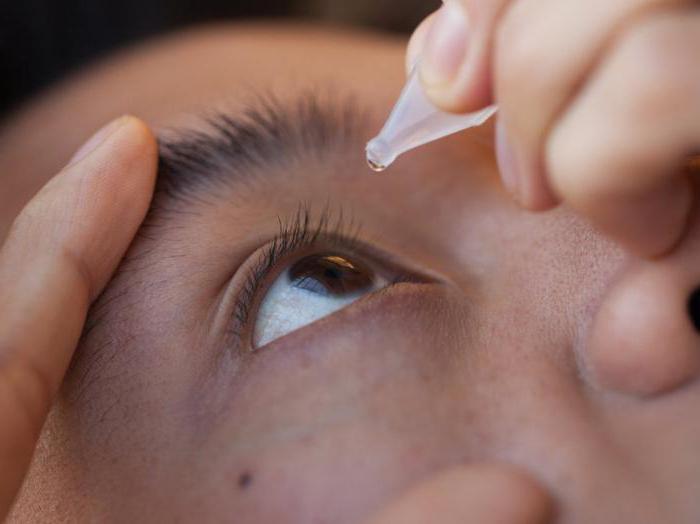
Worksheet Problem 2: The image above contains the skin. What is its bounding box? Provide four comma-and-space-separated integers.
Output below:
413, 0, 700, 257
0, 117, 157, 514
0, 22, 699, 523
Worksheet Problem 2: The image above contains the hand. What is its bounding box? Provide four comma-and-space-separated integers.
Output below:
362, 464, 552, 524
409, 0, 699, 257
0, 116, 157, 518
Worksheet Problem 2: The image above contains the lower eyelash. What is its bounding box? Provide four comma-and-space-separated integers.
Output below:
230, 203, 362, 341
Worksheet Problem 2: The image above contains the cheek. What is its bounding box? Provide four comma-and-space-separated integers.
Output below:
185, 287, 470, 523
198, 418, 456, 524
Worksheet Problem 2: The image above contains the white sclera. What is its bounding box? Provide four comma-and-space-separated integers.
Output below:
253, 271, 386, 348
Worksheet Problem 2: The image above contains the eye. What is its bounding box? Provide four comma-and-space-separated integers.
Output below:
253, 252, 391, 347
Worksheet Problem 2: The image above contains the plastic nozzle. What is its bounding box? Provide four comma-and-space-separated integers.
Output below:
366, 67, 497, 172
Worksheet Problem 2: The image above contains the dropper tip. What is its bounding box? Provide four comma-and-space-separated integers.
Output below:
365, 138, 396, 173
367, 158, 386, 173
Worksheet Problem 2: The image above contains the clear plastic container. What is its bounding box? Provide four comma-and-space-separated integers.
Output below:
366, 66, 497, 172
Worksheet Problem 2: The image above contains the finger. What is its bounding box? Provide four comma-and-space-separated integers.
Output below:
0, 116, 157, 514
406, 10, 438, 74
418, 0, 511, 113
493, 0, 687, 210
362, 464, 553, 524
545, 9, 700, 257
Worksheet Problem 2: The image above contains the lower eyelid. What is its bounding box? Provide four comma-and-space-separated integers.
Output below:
253, 275, 370, 348
249, 280, 442, 354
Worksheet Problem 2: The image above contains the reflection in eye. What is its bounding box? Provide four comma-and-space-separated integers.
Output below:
253, 253, 390, 348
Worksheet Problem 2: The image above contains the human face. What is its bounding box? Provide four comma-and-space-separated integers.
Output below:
3, 25, 700, 524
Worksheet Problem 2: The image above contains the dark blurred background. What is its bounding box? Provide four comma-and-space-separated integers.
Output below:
0, 0, 437, 116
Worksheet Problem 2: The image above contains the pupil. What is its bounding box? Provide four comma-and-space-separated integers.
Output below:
289, 254, 374, 297
325, 267, 342, 280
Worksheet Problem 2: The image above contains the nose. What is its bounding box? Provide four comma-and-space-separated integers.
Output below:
586, 208, 700, 396
435, 279, 675, 522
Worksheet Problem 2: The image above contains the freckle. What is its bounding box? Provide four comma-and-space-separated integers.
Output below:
239, 471, 253, 490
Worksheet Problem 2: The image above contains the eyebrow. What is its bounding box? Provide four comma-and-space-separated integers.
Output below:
155, 91, 368, 203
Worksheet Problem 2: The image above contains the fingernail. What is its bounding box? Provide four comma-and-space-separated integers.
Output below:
421, 1, 469, 87
689, 287, 700, 333
69, 116, 127, 166
495, 118, 521, 199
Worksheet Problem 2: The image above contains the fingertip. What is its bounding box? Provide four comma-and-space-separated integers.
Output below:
406, 12, 438, 74
496, 118, 560, 211
110, 115, 159, 194
421, 77, 486, 115
364, 463, 554, 524
120, 115, 158, 152
76, 115, 157, 205
420, 45, 494, 115
107, 114, 159, 172
51, 115, 159, 295
449, 463, 555, 523
415, 1, 497, 113
122, 114, 158, 155
518, 165, 562, 212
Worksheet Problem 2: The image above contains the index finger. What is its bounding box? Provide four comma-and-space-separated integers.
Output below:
0, 116, 157, 515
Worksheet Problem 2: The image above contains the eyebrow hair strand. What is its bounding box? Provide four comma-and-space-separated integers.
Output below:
156, 90, 368, 202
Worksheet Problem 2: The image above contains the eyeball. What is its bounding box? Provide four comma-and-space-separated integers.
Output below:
253, 253, 389, 347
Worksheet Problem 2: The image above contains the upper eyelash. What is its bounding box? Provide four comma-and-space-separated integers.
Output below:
231, 204, 362, 340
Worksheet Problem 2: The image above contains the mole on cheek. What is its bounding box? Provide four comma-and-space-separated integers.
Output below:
238, 472, 253, 490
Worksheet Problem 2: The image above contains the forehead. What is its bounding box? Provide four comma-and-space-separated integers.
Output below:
0, 25, 410, 238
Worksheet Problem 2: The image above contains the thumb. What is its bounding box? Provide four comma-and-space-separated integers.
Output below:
414, 0, 511, 113
0, 116, 156, 516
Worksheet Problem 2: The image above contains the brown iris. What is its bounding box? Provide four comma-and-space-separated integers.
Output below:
288, 254, 375, 297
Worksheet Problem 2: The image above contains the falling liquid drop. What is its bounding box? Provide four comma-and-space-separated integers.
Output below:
365, 137, 394, 173
367, 158, 386, 172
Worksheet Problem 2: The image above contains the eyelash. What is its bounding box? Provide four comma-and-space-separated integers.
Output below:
231, 204, 363, 340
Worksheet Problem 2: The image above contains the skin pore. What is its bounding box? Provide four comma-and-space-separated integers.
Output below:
1, 23, 700, 523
